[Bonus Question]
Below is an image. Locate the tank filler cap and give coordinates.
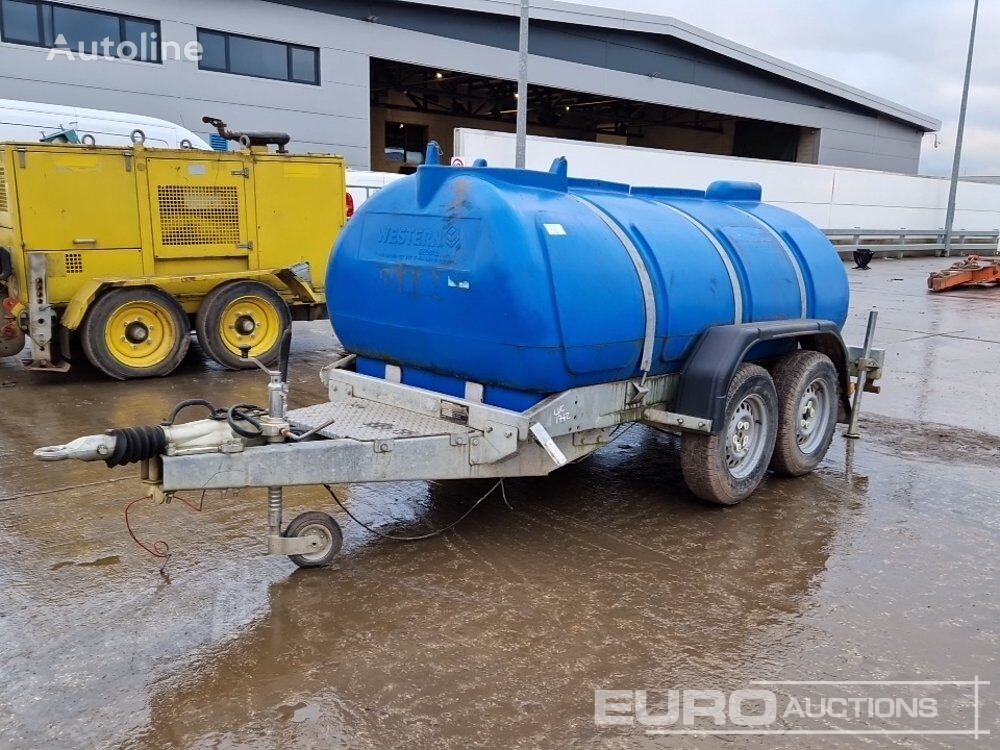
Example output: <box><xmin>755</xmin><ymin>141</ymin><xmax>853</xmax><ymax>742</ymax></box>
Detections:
<box><xmin>705</xmin><ymin>180</ymin><xmax>762</xmax><ymax>202</ymax></box>
<box><xmin>425</xmin><ymin>140</ymin><xmax>443</xmax><ymax>165</ymax></box>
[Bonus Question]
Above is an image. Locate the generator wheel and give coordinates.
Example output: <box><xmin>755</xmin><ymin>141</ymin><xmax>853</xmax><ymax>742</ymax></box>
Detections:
<box><xmin>284</xmin><ymin>511</ymin><xmax>343</xmax><ymax>568</ymax></box>
<box><xmin>681</xmin><ymin>363</ymin><xmax>778</xmax><ymax>506</ymax></box>
<box><xmin>769</xmin><ymin>351</ymin><xmax>839</xmax><ymax>477</ymax></box>
<box><xmin>81</xmin><ymin>287</ymin><xmax>189</xmax><ymax>379</ymax></box>
<box><xmin>196</xmin><ymin>281</ymin><xmax>290</xmax><ymax>369</ymax></box>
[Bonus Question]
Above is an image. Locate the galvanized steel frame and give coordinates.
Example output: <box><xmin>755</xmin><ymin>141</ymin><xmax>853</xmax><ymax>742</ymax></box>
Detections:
<box><xmin>159</xmin><ymin>367</ymin><xmax>690</xmax><ymax>492</ymax></box>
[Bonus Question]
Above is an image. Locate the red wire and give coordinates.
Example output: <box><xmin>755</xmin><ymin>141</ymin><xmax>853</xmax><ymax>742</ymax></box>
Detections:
<box><xmin>124</xmin><ymin>496</ymin><xmax>170</xmax><ymax>560</ymax></box>
<box><xmin>123</xmin><ymin>492</ymin><xmax>205</xmax><ymax>567</ymax></box>
<box><xmin>176</xmin><ymin>492</ymin><xmax>205</xmax><ymax>513</ymax></box>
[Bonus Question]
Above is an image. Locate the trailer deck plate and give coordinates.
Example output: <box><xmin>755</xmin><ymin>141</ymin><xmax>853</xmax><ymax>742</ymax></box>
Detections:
<box><xmin>287</xmin><ymin>399</ymin><xmax>475</xmax><ymax>441</ymax></box>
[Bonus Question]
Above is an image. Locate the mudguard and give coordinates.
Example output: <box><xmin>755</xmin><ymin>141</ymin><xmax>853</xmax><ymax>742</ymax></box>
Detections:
<box><xmin>674</xmin><ymin>319</ymin><xmax>852</xmax><ymax>434</ymax></box>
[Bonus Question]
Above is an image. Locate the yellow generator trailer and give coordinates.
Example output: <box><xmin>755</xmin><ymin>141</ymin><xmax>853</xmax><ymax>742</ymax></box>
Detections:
<box><xmin>0</xmin><ymin>128</ymin><xmax>346</xmax><ymax>379</ymax></box>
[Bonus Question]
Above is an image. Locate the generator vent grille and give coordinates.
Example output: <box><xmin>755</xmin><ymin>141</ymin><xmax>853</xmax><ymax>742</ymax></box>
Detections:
<box><xmin>65</xmin><ymin>253</ymin><xmax>83</xmax><ymax>274</ymax></box>
<box><xmin>157</xmin><ymin>185</ymin><xmax>240</xmax><ymax>246</ymax></box>
<box><xmin>0</xmin><ymin>163</ymin><xmax>8</xmax><ymax>214</ymax></box>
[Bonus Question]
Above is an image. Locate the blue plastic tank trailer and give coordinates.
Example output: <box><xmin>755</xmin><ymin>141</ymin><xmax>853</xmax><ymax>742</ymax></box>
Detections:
<box><xmin>34</xmin><ymin>141</ymin><xmax>884</xmax><ymax>569</ymax></box>
<box><xmin>328</xmin><ymin>141</ymin><xmax>855</xmax><ymax>488</ymax></box>
<box><xmin>329</xmin><ymin>146</ymin><xmax>849</xmax><ymax>410</ymax></box>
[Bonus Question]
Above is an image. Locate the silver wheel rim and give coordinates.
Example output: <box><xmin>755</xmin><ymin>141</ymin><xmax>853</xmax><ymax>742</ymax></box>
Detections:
<box><xmin>725</xmin><ymin>393</ymin><xmax>770</xmax><ymax>480</ymax></box>
<box><xmin>295</xmin><ymin>522</ymin><xmax>335</xmax><ymax>563</ymax></box>
<box><xmin>796</xmin><ymin>378</ymin><xmax>831</xmax><ymax>455</ymax></box>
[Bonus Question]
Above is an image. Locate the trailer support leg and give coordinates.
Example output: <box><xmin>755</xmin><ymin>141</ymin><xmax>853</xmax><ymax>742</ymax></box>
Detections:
<box><xmin>264</xmin><ymin>484</ymin><xmax>327</xmax><ymax>556</ymax></box>
<box><xmin>845</xmin><ymin>310</ymin><xmax>878</xmax><ymax>439</ymax></box>
<box><xmin>24</xmin><ymin>252</ymin><xmax>69</xmax><ymax>371</ymax></box>
<box><xmin>267</xmin><ymin>486</ymin><xmax>283</xmax><ymax>537</ymax></box>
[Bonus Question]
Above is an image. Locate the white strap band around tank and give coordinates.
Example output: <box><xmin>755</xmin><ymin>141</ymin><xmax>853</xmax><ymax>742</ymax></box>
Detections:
<box><xmin>653</xmin><ymin>202</ymin><xmax>745</xmax><ymax>325</ymax></box>
<box><xmin>570</xmin><ymin>194</ymin><xmax>657</xmax><ymax>375</ymax></box>
<box><xmin>733</xmin><ymin>208</ymin><xmax>808</xmax><ymax>318</ymax></box>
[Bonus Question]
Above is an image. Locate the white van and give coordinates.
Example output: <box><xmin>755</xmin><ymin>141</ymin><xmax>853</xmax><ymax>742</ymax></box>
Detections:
<box><xmin>0</xmin><ymin>99</ymin><xmax>210</xmax><ymax>149</ymax></box>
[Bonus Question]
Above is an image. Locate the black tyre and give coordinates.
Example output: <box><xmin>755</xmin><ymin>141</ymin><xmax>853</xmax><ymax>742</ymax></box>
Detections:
<box><xmin>81</xmin><ymin>287</ymin><xmax>189</xmax><ymax>379</ymax></box>
<box><xmin>284</xmin><ymin>511</ymin><xmax>343</xmax><ymax>568</ymax></box>
<box><xmin>196</xmin><ymin>281</ymin><xmax>290</xmax><ymax>370</ymax></box>
<box><xmin>681</xmin><ymin>363</ymin><xmax>779</xmax><ymax>506</ymax></box>
<box><xmin>768</xmin><ymin>351</ymin><xmax>839</xmax><ymax>477</ymax></box>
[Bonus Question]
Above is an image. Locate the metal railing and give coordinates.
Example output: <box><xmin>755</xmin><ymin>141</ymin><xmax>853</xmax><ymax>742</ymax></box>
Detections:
<box><xmin>824</xmin><ymin>229</ymin><xmax>1000</xmax><ymax>259</ymax></box>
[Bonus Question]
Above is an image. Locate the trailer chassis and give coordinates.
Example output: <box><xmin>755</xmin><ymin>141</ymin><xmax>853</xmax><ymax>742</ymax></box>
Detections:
<box><xmin>35</xmin><ymin>315</ymin><xmax>884</xmax><ymax>567</ymax></box>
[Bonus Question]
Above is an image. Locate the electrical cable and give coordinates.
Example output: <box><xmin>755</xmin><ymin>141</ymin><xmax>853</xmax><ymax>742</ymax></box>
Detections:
<box><xmin>323</xmin><ymin>480</ymin><xmax>507</xmax><ymax>542</ymax></box>
<box><xmin>123</xmin><ymin>491</ymin><xmax>205</xmax><ymax>571</ymax></box>
<box><xmin>608</xmin><ymin>421</ymin><xmax>636</xmax><ymax>442</ymax></box>
<box><xmin>119</xmin><ymin>413</ymin><xmax>633</xmax><ymax>566</ymax></box>
<box><xmin>124</xmin><ymin>496</ymin><xmax>170</xmax><ymax>563</ymax></box>
<box><xmin>227</xmin><ymin>403</ymin><xmax>266</xmax><ymax>438</ymax></box>
<box><xmin>323</xmin><ymin>424</ymin><xmax>637</xmax><ymax>542</ymax></box>
<box><xmin>162</xmin><ymin>399</ymin><xmax>226</xmax><ymax>426</ymax></box>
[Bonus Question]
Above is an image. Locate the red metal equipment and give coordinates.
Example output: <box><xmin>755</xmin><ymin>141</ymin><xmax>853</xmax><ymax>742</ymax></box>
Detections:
<box><xmin>927</xmin><ymin>255</ymin><xmax>1000</xmax><ymax>292</ymax></box>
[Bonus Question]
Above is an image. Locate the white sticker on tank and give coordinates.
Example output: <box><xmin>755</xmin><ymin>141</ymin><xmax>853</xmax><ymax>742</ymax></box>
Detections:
<box><xmin>187</xmin><ymin>164</ymin><xmax>207</xmax><ymax>176</ymax></box>
<box><xmin>544</xmin><ymin>223</ymin><xmax>567</xmax><ymax>236</ymax></box>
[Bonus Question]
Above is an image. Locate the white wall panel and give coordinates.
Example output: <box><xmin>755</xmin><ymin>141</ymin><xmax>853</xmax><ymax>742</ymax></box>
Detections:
<box><xmin>455</xmin><ymin>129</ymin><xmax>1000</xmax><ymax>231</ymax></box>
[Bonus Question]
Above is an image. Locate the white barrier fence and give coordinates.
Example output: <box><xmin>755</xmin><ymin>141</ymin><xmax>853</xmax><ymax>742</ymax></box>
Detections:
<box><xmin>825</xmin><ymin>229</ymin><xmax>999</xmax><ymax>259</ymax></box>
<box><xmin>453</xmin><ymin>128</ymin><xmax>1000</xmax><ymax>234</ymax></box>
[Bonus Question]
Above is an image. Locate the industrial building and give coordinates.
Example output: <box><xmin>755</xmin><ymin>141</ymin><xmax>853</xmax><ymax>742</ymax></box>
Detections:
<box><xmin>0</xmin><ymin>0</ymin><xmax>939</xmax><ymax>173</ymax></box>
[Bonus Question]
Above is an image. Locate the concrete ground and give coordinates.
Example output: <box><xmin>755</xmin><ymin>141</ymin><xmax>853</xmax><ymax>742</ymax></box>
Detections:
<box><xmin>0</xmin><ymin>257</ymin><xmax>997</xmax><ymax>749</ymax></box>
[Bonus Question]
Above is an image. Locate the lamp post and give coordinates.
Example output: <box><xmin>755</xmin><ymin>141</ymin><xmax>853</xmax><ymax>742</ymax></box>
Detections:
<box><xmin>514</xmin><ymin>0</ymin><xmax>529</xmax><ymax>168</ymax></box>
<box><xmin>942</xmin><ymin>0</ymin><xmax>980</xmax><ymax>257</ymax></box>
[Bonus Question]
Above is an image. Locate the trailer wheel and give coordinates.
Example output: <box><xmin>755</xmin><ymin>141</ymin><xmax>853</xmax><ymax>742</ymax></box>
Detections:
<box><xmin>769</xmin><ymin>351</ymin><xmax>839</xmax><ymax>476</ymax></box>
<box><xmin>681</xmin><ymin>363</ymin><xmax>778</xmax><ymax>506</ymax></box>
<box><xmin>284</xmin><ymin>511</ymin><xmax>343</xmax><ymax>568</ymax></box>
<box><xmin>196</xmin><ymin>281</ymin><xmax>290</xmax><ymax>369</ymax></box>
<box><xmin>81</xmin><ymin>287</ymin><xmax>189</xmax><ymax>379</ymax></box>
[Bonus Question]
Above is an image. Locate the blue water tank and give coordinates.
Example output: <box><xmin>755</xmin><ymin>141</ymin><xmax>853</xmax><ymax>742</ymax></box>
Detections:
<box><xmin>327</xmin><ymin>148</ymin><xmax>848</xmax><ymax>411</ymax></box>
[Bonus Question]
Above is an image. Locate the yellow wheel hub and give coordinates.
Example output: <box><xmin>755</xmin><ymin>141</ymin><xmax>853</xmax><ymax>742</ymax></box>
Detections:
<box><xmin>219</xmin><ymin>295</ymin><xmax>281</xmax><ymax>357</ymax></box>
<box><xmin>104</xmin><ymin>300</ymin><xmax>177</xmax><ymax>369</ymax></box>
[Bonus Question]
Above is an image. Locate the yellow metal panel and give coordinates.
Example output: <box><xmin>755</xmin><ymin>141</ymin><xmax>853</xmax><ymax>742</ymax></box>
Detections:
<box><xmin>272</xmin><ymin>268</ymin><xmax>320</xmax><ymax>304</ymax></box>
<box><xmin>145</xmin><ymin>154</ymin><xmax>251</xmax><ymax>262</ymax></box>
<box><xmin>59</xmin><ymin>278</ymin><xmax>105</xmax><ymax>330</ymax></box>
<box><xmin>1</xmin><ymin>143</ymin><xmax>337</xmax><ymax>342</ymax></box>
<box><xmin>253</xmin><ymin>154</ymin><xmax>346</xmax><ymax>292</ymax></box>
<box><xmin>11</xmin><ymin>146</ymin><xmax>141</xmax><ymax>250</ymax></box>
<box><xmin>0</xmin><ymin>151</ymin><xmax>26</xmax><ymax>306</ymax></box>
<box><xmin>0</xmin><ymin>151</ymin><xmax>13</xmax><ymax>229</ymax></box>
<box><xmin>133</xmin><ymin>145</ymin><xmax>156</xmax><ymax>279</ymax></box>
<box><xmin>46</xmin><ymin>249</ymin><xmax>143</xmax><ymax>305</ymax></box>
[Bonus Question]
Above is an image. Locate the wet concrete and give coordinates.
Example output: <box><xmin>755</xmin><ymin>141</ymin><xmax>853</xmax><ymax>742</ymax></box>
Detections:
<box><xmin>842</xmin><ymin>256</ymin><xmax>1000</xmax><ymax>436</ymax></box>
<box><xmin>0</xmin><ymin>257</ymin><xmax>997</xmax><ymax>749</ymax></box>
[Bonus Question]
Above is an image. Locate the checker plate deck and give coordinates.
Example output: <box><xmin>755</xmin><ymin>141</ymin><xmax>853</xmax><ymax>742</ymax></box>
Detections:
<box><xmin>287</xmin><ymin>398</ymin><xmax>475</xmax><ymax>441</ymax></box>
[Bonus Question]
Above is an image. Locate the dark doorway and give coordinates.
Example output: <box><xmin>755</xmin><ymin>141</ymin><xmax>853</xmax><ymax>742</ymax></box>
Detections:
<box><xmin>369</xmin><ymin>58</ymin><xmax>811</xmax><ymax>172</ymax></box>
<box><xmin>733</xmin><ymin>120</ymin><xmax>801</xmax><ymax>161</ymax></box>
